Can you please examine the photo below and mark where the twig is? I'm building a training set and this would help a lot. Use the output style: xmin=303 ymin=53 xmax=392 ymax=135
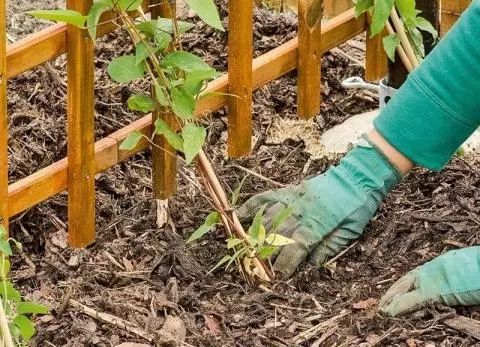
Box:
xmin=390 ymin=7 xmax=419 ymax=68
xmin=385 ymin=21 xmax=413 ymax=72
xmin=0 ymin=298 xmax=14 ymax=347
xmin=232 ymin=164 xmax=286 ymax=188
xmin=291 ymin=310 xmax=349 ymax=344
xmin=324 ymin=241 xmax=358 ymax=267
xmin=69 ymin=299 xmax=154 ymax=342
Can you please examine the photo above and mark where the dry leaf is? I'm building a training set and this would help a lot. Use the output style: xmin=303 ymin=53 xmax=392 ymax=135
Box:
xmin=204 ymin=314 xmax=221 ymax=335
xmin=352 ymin=298 xmax=377 ymax=310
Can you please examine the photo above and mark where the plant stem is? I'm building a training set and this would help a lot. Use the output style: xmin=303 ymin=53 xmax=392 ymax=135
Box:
xmin=385 ymin=21 xmax=413 ymax=72
xmin=390 ymin=7 xmax=419 ymax=68
xmin=0 ymin=297 xmax=13 ymax=347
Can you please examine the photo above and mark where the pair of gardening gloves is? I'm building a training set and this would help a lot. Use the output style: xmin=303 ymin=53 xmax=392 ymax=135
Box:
xmin=236 ymin=1 xmax=480 ymax=317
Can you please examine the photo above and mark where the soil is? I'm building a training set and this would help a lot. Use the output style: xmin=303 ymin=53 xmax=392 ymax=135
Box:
xmin=5 ymin=1 xmax=480 ymax=346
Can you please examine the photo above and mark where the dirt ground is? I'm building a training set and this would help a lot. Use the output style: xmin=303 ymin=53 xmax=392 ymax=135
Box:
xmin=5 ymin=1 xmax=480 ymax=346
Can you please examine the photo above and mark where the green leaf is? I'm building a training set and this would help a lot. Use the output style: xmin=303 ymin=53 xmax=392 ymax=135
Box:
xmin=0 ymin=240 xmax=12 ymax=257
xmin=13 ymin=315 xmax=36 ymax=343
xmin=394 ymin=0 xmax=417 ymax=20
xmin=183 ymin=69 xmax=219 ymax=95
xmin=371 ymin=0 xmax=395 ymax=37
xmin=154 ymin=119 xmax=184 ymax=151
xmin=154 ymin=81 xmax=169 ymax=106
xmin=354 ymin=0 xmax=374 ymax=17
xmin=226 ymin=248 xmax=245 ymax=270
xmin=171 ymin=87 xmax=195 ymax=120
xmin=227 ymin=238 xmax=244 ymax=249
xmin=265 ymin=234 xmax=295 ymax=247
xmin=230 ymin=175 xmax=248 ymax=206
xmin=182 ymin=123 xmax=206 ymax=164
xmin=0 ymin=257 xmax=10 ymax=278
xmin=17 ymin=302 xmax=50 ymax=315
xmin=128 ymin=94 xmax=157 ymax=113
xmin=408 ymin=26 xmax=425 ymax=58
xmin=208 ymin=255 xmax=231 ymax=274
xmin=271 ymin=206 xmax=294 ymax=232
xmin=26 ymin=10 xmax=88 ymax=27
xmin=0 ymin=281 xmax=21 ymax=302
xmin=383 ymin=33 xmax=400 ymax=62
xmin=108 ymin=55 xmax=145 ymax=83
xmin=118 ymin=0 xmax=143 ymax=11
xmin=185 ymin=0 xmax=224 ymax=31
xmin=258 ymin=246 xmax=277 ymax=259
xmin=415 ymin=16 xmax=438 ymax=39
xmin=249 ymin=203 xmax=268 ymax=243
xmin=157 ymin=18 xmax=195 ymax=34
xmin=9 ymin=238 xmax=22 ymax=251
xmin=162 ymin=51 xmax=212 ymax=73
xmin=87 ymin=0 xmax=111 ymax=39
xmin=135 ymin=42 xmax=158 ymax=65
xmin=119 ymin=131 xmax=143 ymax=151
xmin=0 ymin=226 xmax=6 ymax=239
xmin=186 ymin=212 xmax=220 ymax=243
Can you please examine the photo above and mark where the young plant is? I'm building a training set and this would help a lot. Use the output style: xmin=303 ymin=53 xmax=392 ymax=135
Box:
xmin=28 ymin=0 xmax=283 ymax=284
xmin=0 ymin=226 xmax=49 ymax=346
xmin=354 ymin=0 xmax=438 ymax=62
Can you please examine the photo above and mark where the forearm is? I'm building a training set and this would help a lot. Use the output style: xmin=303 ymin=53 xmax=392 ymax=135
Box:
xmin=374 ymin=0 xmax=480 ymax=171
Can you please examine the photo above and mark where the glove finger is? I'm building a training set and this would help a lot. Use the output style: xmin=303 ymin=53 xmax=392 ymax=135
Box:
xmin=235 ymin=190 xmax=279 ymax=222
xmin=379 ymin=289 xmax=428 ymax=317
xmin=273 ymin=227 xmax=318 ymax=278
xmin=310 ymin=226 xmax=364 ymax=268
xmin=378 ymin=270 xmax=418 ymax=308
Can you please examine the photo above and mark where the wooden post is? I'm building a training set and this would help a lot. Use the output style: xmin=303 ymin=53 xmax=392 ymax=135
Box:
xmin=365 ymin=26 xmax=388 ymax=82
xmin=440 ymin=0 xmax=470 ymax=36
xmin=0 ymin=0 xmax=8 ymax=231
xmin=66 ymin=0 xmax=96 ymax=248
xmin=227 ymin=0 xmax=253 ymax=158
xmin=297 ymin=0 xmax=322 ymax=119
xmin=151 ymin=1 xmax=177 ymax=199
xmin=324 ymin=0 xmax=351 ymax=18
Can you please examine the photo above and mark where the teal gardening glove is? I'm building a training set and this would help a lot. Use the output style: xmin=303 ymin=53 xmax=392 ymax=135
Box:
xmin=380 ymin=247 xmax=480 ymax=316
xmin=236 ymin=137 xmax=401 ymax=277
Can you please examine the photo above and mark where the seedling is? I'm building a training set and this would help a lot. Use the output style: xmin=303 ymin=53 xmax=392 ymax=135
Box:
xmin=28 ymin=0 xmax=293 ymax=285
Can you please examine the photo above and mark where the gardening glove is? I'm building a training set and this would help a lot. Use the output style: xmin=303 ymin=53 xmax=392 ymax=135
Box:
xmin=380 ymin=247 xmax=480 ymax=317
xmin=374 ymin=0 xmax=480 ymax=171
xmin=236 ymin=136 xmax=401 ymax=277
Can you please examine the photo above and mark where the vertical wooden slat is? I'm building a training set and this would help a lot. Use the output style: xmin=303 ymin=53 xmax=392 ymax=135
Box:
xmin=227 ymin=0 xmax=253 ymax=158
xmin=151 ymin=0 xmax=177 ymax=199
xmin=297 ymin=0 xmax=322 ymax=119
xmin=66 ymin=0 xmax=96 ymax=248
xmin=365 ymin=27 xmax=388 ymax=82
xmin=324 ymin=0 xmax=352 ymax=18
xmin=440 ymin=0 xmax=470 ymax=36
xmin=0 ymin=0 xmax=8 ymax=231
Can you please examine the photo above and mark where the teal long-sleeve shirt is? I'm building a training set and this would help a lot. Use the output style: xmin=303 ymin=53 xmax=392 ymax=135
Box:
xmin=374 ymin=0 xmax=480 ymax=171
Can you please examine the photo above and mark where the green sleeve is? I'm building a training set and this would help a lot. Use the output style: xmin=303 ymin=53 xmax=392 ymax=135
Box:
xmin=374 ymin=1 xmax=480 ymax=171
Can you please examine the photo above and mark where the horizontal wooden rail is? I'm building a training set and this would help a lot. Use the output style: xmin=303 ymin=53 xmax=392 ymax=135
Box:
xmin=6 ymin=1 xmax=153 ymax=79
xmin=7 ymin=9 xmax=366 ymax=217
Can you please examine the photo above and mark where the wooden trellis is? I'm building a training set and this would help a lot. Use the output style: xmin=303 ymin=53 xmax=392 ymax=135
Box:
xmin=1 ymin=0 xmax=416 ymax=246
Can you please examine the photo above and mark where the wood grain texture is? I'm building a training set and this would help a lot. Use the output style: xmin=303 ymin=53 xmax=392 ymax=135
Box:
xmin=7 ymin=10 xmax=367 ymax=218
xmin=441 ymin=0 xmax=470 ymax=36
xmin=297 ymin=0 xmax=322 ymax=118
xmin=227 ymin=0 xmax=253 ymax=158
xmin=324 ymin=0 xmax=352 ymax=18
xmin=365 ymin=26 xmax=387 ymax=82
xmin=151 ymin=1 xmax=177 ymax=199
xmin=66 ymin=0 xmax=96 ymax=248
xmin=6 ymin=1 xmax=152 ymax=79
xmin=0 ymin=0 xmax=8 ymax=231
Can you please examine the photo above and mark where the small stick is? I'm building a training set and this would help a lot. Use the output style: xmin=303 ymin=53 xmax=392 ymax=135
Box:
xmin=390 ymin=7 xmax=419 ymax=68
xmin=231 ymin=164 xmax=286 ymax=188
xmin=0 ymin=298 xmax=14 ymax=347
xmin=324 ymin=241 xmax=358 ymax=267
xmin=69 ymin=299 xmax=154 ymax=342
xmin=385 ymin=21 xmax=413 ymax=72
